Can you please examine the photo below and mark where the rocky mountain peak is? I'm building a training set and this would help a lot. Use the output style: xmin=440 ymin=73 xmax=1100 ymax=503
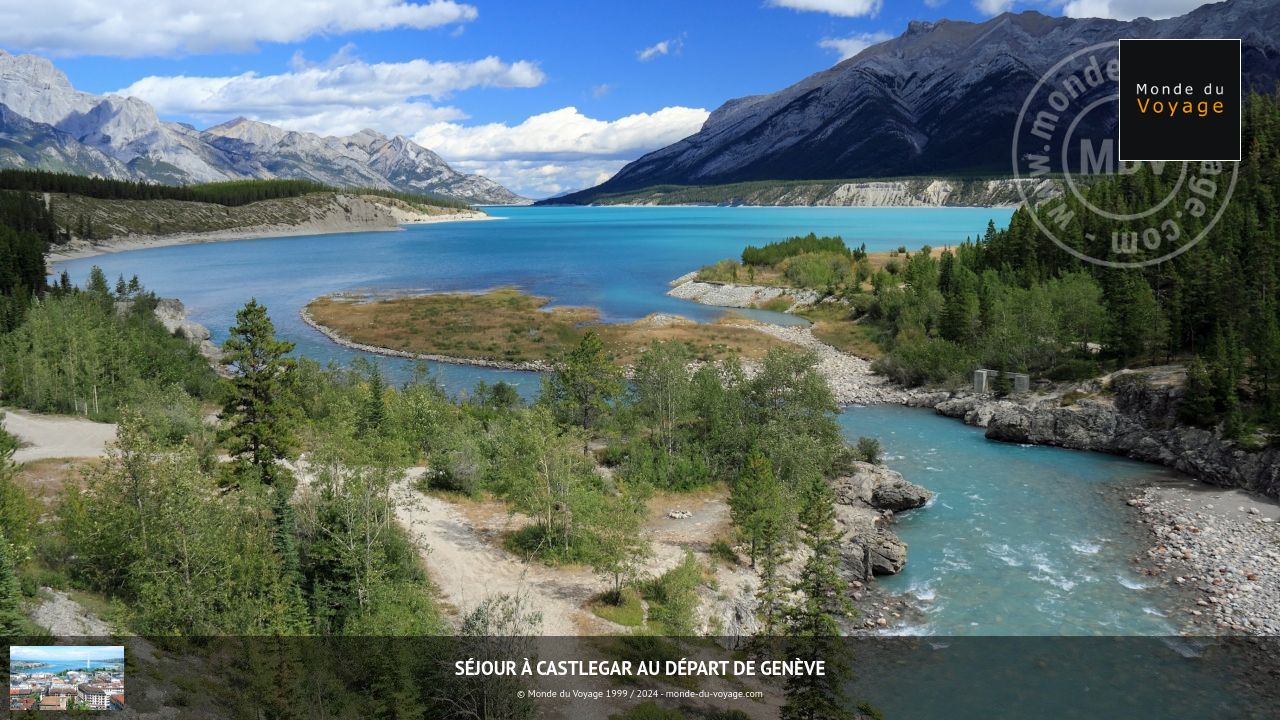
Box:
xmin=550 ymin=0 xmax=1278 ymax=205
xmin=0 ymin=50 xmax=528 ymax=204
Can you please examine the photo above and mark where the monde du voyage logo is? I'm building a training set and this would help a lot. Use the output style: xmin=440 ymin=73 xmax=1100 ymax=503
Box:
xmin=1012 ymin=39 xmax=1242 ymax=268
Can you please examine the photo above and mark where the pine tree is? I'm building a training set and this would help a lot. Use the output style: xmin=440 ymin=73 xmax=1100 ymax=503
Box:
xmin=729 ymin=448 xmax=789 ymax=568
xmin=1178 ymin=358 xmax=1218 ymax=427
xmin=781 ymin=475 xmax=856 ymax=720
xmin=542 ymin=330 xmax=623 ymax=452
xmin=359 ymin=363 xmax=388 ymax=437
xmin=0 ymin=529 xmax=23 ymax=636
xmin=219 ymin=299 xmax=299 ymax=488
xmin=754 ymin=518 xmax=789 ymax=637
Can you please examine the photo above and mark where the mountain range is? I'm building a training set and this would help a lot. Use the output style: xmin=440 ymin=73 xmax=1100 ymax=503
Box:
xmin=0 ymin=50 xmax=526 ymax=205
xmin=550 ymin=0 xmax=1280 ymax=205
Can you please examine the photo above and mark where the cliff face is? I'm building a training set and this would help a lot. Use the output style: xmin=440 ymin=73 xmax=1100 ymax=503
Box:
xmin=566 ymin=177 xmax=1047 ymax=207
xmin=923 ymin=372 xmax=1280 ymax=499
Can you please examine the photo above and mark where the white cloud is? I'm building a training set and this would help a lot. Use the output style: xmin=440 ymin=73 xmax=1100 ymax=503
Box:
xmin=413 ymin=106 xmax=708 ymax=161
xmin=413 ymin=106 xmax=709 ymax=197
xmin=289 ymin=43 xmax=361 ymax=72
xmin=818 ymin=31 xmax=893 ymax=61
xmin=266 ymin=104 xmax=468 ymax=139
xmin=0 ymin=0 xmax=477 ymax=57
xmin=452 ymin=159 xmax=630 ymax=198
xmin=1062 ymin=0 xmax=1204 ymax=19
xmin=113 ymin=55 xmax=545 ymax=120
xmin=591 ymin=83 xmax=613 ymax=98
xmin=637 ymin=34 xmax=685 ymax=61
xmin=973 ymin=0 xmax=1013 ymax=14
xmin=766 ymin=0 xmax=882 ymax=17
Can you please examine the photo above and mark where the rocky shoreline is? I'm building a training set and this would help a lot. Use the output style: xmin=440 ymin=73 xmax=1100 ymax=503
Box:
xmin=732 ymin=322 xmax=925 ymax=406
xmin=667 ymin=276 xmax=820 ymax=312
xmin=831 ymin=461 xmax=934 ymax=632
xmin=300 ymin=307 xmax=554 ymax=373
xmin=47 ymin=197 xmax=491 ymax=262
xmin=914 ymin=368 xmax=1280 ymax=500
xmin=1128 ymin=484 xmax=1279 ymax=636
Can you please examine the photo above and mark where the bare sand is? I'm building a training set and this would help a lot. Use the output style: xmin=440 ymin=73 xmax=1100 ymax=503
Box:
xmin=2 ymin=408 xmax=117 ymax=462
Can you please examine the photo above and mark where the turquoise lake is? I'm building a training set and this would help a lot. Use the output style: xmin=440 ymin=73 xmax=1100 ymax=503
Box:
xmin=55 ymin=205 xmax=1192 ymax=637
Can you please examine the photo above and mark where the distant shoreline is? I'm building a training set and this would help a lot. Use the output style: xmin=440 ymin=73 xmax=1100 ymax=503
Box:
xmin=47 ymin=212 xmax=496 ymax=263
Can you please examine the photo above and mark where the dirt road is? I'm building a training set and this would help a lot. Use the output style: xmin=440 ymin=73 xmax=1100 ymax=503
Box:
xmin=2 ymin=408 xmax=117 ymax=462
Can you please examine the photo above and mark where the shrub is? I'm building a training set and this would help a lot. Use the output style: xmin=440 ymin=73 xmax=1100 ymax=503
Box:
xmin=854 ymin=436 xmax=882 ymax=465
xmin=1045 ymin=359 xmax=1102 ymax=381
xmin=696 ymin=259 xmax=741 ymax=283
xmin=872 ymin=335 xmax=971 ymax=386
xmin=782 ymin=252 xmax=852 ymax=289
xmin=642 ymin=552 xmax=704 ymax=635
xmin=620 ymin=444 xmax=714 ymax=491
xmin=742 ymin=233 xmax=848 ymax=266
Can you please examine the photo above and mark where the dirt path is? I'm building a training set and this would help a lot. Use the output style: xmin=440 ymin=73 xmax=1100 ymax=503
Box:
xmin=31 ymin=588 xmax=112 ymax=636
xmin=395 ymin=471 xmax=764 ymax=640
xmin=2 ymin=408 xmax=117 ymax=462
xmin=393 ymin=477 xmax=619 ymax=635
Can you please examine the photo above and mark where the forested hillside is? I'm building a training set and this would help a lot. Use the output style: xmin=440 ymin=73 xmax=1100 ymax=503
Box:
xmin=862 ymin=92 xmax=1280 ymax=442
xmin=0 ymin=170 xmax=471 ymax=210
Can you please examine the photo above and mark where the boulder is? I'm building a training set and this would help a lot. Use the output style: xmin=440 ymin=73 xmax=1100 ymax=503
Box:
xmin=871 ymin=475 xmax=933 ymax=512
xmin=841 ymin=531 xmax=909 ymax=579
xmin=867 ymin=532 xmax=909 ymax=575
xmin=153 ymin=298 xmax=211 ymax=342
xmin=833 ymin=461 xmax=932 ymax=511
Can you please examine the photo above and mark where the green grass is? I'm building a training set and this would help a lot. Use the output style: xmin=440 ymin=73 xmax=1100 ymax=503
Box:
xmin=799 ymin=304 xmax=886 ymax=359
xmin=589 ymin=588 xmax=645 ymax=627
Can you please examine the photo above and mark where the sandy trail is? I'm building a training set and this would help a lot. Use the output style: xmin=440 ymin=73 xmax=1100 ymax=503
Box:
xmin=2 ymin=408 xmax=117 ymax=462
xmin=393 ymin=476 xmax=618 ymax=635
xmin=394 ymin=471 xmax=763 ymax=640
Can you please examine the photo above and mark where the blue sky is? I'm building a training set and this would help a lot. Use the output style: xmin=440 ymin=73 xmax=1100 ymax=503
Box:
xmin=0 ymin=0 xmax=1206 ymax=196
xmin=10 ymin=646 xmax=125 ymax=663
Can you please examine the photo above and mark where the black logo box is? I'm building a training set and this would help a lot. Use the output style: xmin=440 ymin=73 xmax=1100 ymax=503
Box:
xmin=1119 ymin=38 xmax=1241 ymax=162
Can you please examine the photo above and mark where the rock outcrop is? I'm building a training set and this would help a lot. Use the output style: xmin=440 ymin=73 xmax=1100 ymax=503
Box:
xmin=832 ymin=461 xmax=933 ymax=579
xmin=932 ymin=370 xmax=1280 ymax=499
xmin=667 ymin=279 xmax=820 ymax=312
xmin=153 ymin=299 xmax=222 ymax=366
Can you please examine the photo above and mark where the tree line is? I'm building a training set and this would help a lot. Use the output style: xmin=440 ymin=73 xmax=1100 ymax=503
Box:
xmin=0 ymin=169 xmax=471 ymax=210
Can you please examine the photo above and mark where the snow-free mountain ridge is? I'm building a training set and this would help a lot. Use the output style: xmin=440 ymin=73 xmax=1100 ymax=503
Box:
xmin=0 ymin=50 xmax=526 ymax=205
xmin=551 ymin=0 xmax=1280 ymax=205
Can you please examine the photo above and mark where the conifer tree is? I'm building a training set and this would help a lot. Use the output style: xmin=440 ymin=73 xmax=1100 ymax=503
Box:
xmin=1178 ymin=358 xmax=1217 ymax=427
xmin=219 ymin=299 xmax=299 ymax=488
xmin=359 ymin=363 xmax=388 ymax=438
xmin=781 ymin=474 xmax=856 ymax=720
xmin=729 ymin=448 xmax=789 ymax=568
xmin=542 ymin=330 xmax=623 ymax=452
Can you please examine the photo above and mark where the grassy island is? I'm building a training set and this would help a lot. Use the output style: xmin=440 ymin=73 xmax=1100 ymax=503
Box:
xmin=304 ymin=287 xmax=790 ymax=366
